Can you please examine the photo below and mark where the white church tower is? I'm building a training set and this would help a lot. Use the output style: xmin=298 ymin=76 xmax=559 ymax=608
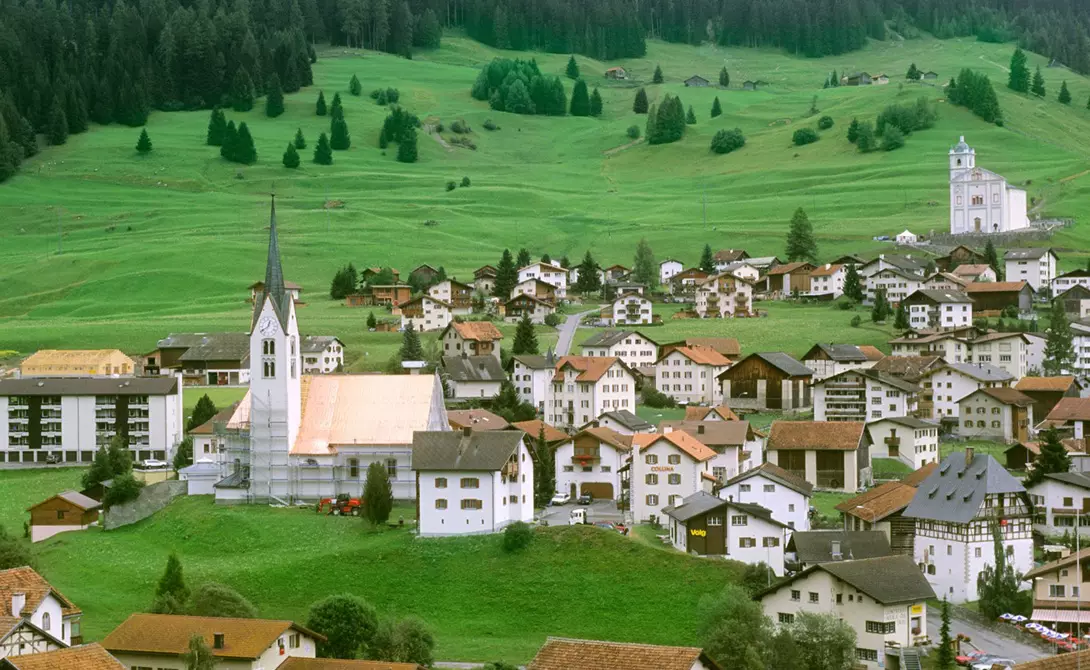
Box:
xmin=248 ymin=196 xmax=302 ymax=502
xmin=949 ymin=135 xmax=1029 ymax=235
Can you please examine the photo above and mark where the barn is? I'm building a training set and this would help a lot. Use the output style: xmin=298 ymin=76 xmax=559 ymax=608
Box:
xmin=717 ymin=352 xmax=813 ymax=411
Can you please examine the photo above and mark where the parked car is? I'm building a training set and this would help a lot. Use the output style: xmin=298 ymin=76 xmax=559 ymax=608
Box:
xmin=141 ymin=459 xmax=168 ymax=469
xmin=971 ymin=658 xmax=1014 ymax=670
xmin=569 ymin=508 xmax=588 ymax=525
xmin=550 ymin=492 xmax=572 ymax=506
xmin=957 ymin=651 xmax=989 ymax=666
xmin=577 ymin=492 xmax=593 ymax=505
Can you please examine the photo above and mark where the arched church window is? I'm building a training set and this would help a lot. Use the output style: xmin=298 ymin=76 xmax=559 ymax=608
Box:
xmin=263 ymin=339 xmax=275 ymax=356
xmin=957 ymin=159 xmax=962 ymax=166
xmin=264 ymin=360 xmax=276 ymax=378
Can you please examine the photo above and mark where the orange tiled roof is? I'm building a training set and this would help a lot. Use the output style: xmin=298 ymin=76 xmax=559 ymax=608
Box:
xmin=809 ymin=264 xmax=843 ymax=277
xmin=1016 ymin=376 xmax=1077 ymax=392
xmin=447 ymin=409 xmax=509 ymax=431
xmin=3 ymin=643 xmax=124 ymax=670
xmin=632 ymin=430 xmax=716 ymax=462
xmin=450 ymin=321 xmax=503 ymax=342
xmin=767 ymin=421 xmax=865 ymax=451
xmin=684 ymin=405 xmax=740 ymax=421
xmin=900 ymin=462 xmax=939 ymax=487
xmin=835 ymin=481 xmax=917 ymax=522
xmin=553 ymin=356 xmax=623 ymax=383
xmin=766 ymin=262 xmax=811 ymax=276
xmin=857 ymin=345 xmax=885 ymax=361
xmin=1046 ymin=398 xmax=1090 ymax=423
xmin=279 ymin=659 xmax=425 ymax=670
xmin=102 ymin=614 xmax=323 ymax=660
xmin=578 ymin=426 xmax=633 ymax=452
xmin=511 ymin=420 xmax=569 ymax=443
xmin=527 ymin=637 xmax=718 ymax=670
xmin=0 ymin=567 xmax=80 ymax=618
xmin=666 ymin=345 xmax=730 ymax=367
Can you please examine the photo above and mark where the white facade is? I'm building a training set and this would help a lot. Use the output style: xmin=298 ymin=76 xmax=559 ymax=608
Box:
xmin=518 ymin=262 xmax=567 ymax=298
xmin=611 ymin=294 xmax=653 ymax=326
xmin=660 ymin=260 xmax=684 ymax=284
xmin=813 ymin=372 xmax=916 ymax=423
xmin=694 ymin=274 xmax=754 ymax=318
xmin=920 ymin=364 xmax=1012 ymax=421
xmin=808 ymin=265 xmax=846 ymax=299
xmin=554 ymin=432 xmax=627 ymax=500
xmin=907 ymin=298 xmax=973 ymax=331
xmin=580 ymin=332 xmax=659 ymax=370
xmin=949 ymin=136 xmax=1030 ymax=234
xmin=655 ymin=349 xmax=727 ymax=406
xmin=1005 ymin=250 xmax=1057 ymax=293
xmin=1027 ymin=476 xmax=1090 ymax=538
xmin=665 ymin=504 xmax=786 ymax=574
xmin=109 ymin=628 xmax=318 ymax=670
xmin=631 ymin=435 xmax=713 ymax=523
xmin=968 ymin=334 xmax=1028 ymax=380
xmin=866 ymin=418 xmax=939 ymax=470
xmin=511 ymin=357 xmax=554 ymax=413
xmin=1053 ymin=272 xmax=1090 ymax=296
xmin=865 ymin=269 xmax=922 ymax=306
xmin=545 ymin=358 xmax=636 ymax=429
xmin=400 ymin=296 xmax=453 ymax=332
xmin=301 ymin=338 xmax=343 ymax=374
xmin=719 ymin=471 xmax=811 ymax=531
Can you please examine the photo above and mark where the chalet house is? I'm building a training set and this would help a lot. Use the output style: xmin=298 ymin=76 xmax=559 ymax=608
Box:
xmin=25 ymin=491 xmax=100 ymax=543
xmin=0 ymin=644 xmax=125 ymax=669
xmin=1055 ymin=284 xmax=1090 ymax=318
xmin=1053 ymin=269 xmax=1090 ymax=296
xmin=761 ymin=262 xmax=814 ymax=298
xmin=606 ymin=281 xmax=647 ymax=297
xmin=922 ymin=271 xmax=970 ymax=292
xmin=951 ymin=264 xmax=996 ymax=283
xmin=408 ymin=264 xmax=440 ymax=287
xmin=967 ymin=331 xmax=1029 ymax=380
xmin=668 ymin=268 xmax=710 ymax=296
xmin=441 ymin=321 xmax=503 ymax=361
xmin=596 ymin=409 xmax=654 ymax=435
xmin=742 ymin=80 xmax=757 ymax=90
xmin=888 ymin=330 xmax=969 ymax=363
xmin=964 ymin=281 xmax=1034 ymax=314
xmin=555 ymin=426 xmax=630 ymax=500
xmin=923 ymin=71 xmax=938 ymax=79
xmin=801 ymin=343 xmax=883 ymax=380
xmin=399 ymin=295 xmax=453 ymax=332
xmin=659 ymin=259 xmax=683 ymax=284
xmin=579 ymin=330 xmax=659 ymax=370
xmin=1004 ymin=437 xmax=1084 ymax=471
xmin=866 ymin=417 xmax=939 ymax=470
xmin=843 ymin=71 xmax=872 ymax=85
xmin=1022 ymin=548 xmax=1090 ymax=634
xmin=713 ymin=248 xmax=749 ymax=269
xmin=660 ymin=420 xmax=763 ymax=482
xmin=748 ymin=256 xmax=781 ymax=272
xmin=545 ymin=356 xmax=635 ymax=429
xmin=412 ymin=428 xmax=533 ymax=536
xmin=1015 ymin=377 xmax=1081 ymax=423
xmin=902 ymin=290 xmax=973 ymax=331
xmin=870 ymin=355 xmax=945 ymax=384
xmin=608 ymin=293 xmax=653 ymax=326
xmin=526 ymin=637 xmax=721 ymax=670
xmin=604 ymin=66 xmax=627 ymax=80
xmin=1044 ymin=398 xmax=1090 ymax=439
xmin=813 ymin=369 xmax=919 ymax=423
xmin=864 ymin=268 xmax=923 ymax=306
xmin=473 ymin=265 xmax=496 ymax=295
xmin=148 ymin=332 xmax=250 ymax=385
xmin=631 ymin=430 xmax=717 ymax=522
xmin=663 ymin=338 xmax=741 ymax=359
xmin=511 ymin=278 xmax=557 ymax=304
xmin=504 ymin=294 xmax=555 ymax=325
xmin=934 ymin=245 xmax=987 ymax=273
xmin=655 ymin=346 xmax=730 ymax=406
xmin=694 ymin=273 xmax=755 ymax=317
xmin=918 ymin=361 xmax=1013 ymax=421
xmin=0 ymin=566 xmax=82 ymax=648
xmin=873 ymin=73 xmax=890 ymax=84
xmin=902 ymin=449 xmax=1033 ymax=603
xmin=807 ymin=264 xmax=846 ymax=299
xmin=511 ymin=352 xmax=558 ymax=412
xmin=348 ymin=284 xmax=411 ymax=307
xmin=718 ymin=352 xmax=813 ymax=411
xmin=859 ymin=254 xmax=927 ymax=279
xmin=1004 ymin=247 xmax=1058 ymax=292
xmin=300 ymin=336 xmax=343 ymax=374
xmin=103 ymin=613 xmax=322 ymax=669
xmin=518 ymin=262 xmax=568 ymax=298
xmin=360 ymin=266 xmax=400 ymax=283
xmin=720 ymin=461 xmax=813 ymax=531
xmin=663 ymin=492 xmax=787 ymax=573
xmin=1027 ymin=472 xmax=1090 ymax=539
xmin=427 ymin=279 xmax=474 ymax=313
xmin=755 ymin=555 xmax=934 ymax=670
xmin=783 ymin=530 xmax=892 ymax=571
xmin=440 ymin=354 xmax=505 ymax=400
xmin=956 ymin=387 xmax=1033 ymax=442
xmin=446 ymin=409 xmax=509 ymax=432
xmin=249 ymin=280 xmax=302 ymax=303
xmin=836 ymin=464 xmax=938 ymax=555
xmin=719 ymin=260 xmax=761 ymax=283
xmin=683 ymin=75 xmax=710 ymax=87
xmin=766 ymin=421 xmax=872 ymax=493
xmin=18 ymin=349 xmax=135 ymax=378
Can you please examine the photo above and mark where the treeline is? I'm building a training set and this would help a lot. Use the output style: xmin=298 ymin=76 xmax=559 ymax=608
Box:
xmin=461 ymin=0 xmax=646 ymax=59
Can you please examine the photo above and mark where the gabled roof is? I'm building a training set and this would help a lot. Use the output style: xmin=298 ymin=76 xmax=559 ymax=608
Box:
xmin=766 ymin=261 xmax=812 ymax=276
xmin=767 ymin=421 xmax=866 ymax=451
xmin=757 ymin=556 xmax=933 ymax=605
xmin=684 ymin=405 xmax=740 ymax=422
xmin=28 ymin=490 xmax=101 ymax=512
xmin=580 ymin=330 xmax=657 ymax=349
xmin=0 ymin=567 xmax=80 ymax=618
xmin=1 ymin=643 xmax=125 ymax=670
xmin=441 ymin=354 xmax=505 ymax=382
xmin=177 ymin=332 xmax=251 ymax=362
xmin=1056 ymin=285 xmax=1090 ymax=301
xmin=553 ymin=356 xmax=626 ymax=383
xmin=505 ymin=293 xmax=553 ymax=308
xmin=659 ymin=421 xmax=753 ymax=448
xmin=871 ymin=355 xmax=944 ymax=383
xmin=101 ymin=614 xmax=323 ymax=660
xmin=411 ymin=430 xmax=524 ymax=471
xmin=300 ymin=335 xmax=343 ymax=354
xmin=1046 ymin=398 xmax=1090 ymax=423
xmin=279 ymin=658 xmax=425 ymax=670
xmin=511 ymin=351 xmax=559 ymax=370
xmin=599 ymin=409 xmax=654 ymax=432
xmin=809 ymin=263 xmax=843 ymax=277
xmin=511 ymin=420 xmax=569 ymax=444
xmin=527 ymin=637 xmax=720 ymax=670
xmin=1056 ymin=269 xmax=1090 ymax=280
xmin=632 ymin=430 xmax=717 ymax=462
xmin=401 ymin=294 xmax=452 ymax=309
xmin=802 ymin=343 xmax=869 ymax=363
xmin=446 ymin=409 xmax=509 ymax=431
xmin=718 ymin=352 xmax=812 ymax=379
xmin=1042 ymin=471 xmax=1090 ymax=491
xmin=713 ymin=249 xmax=749 ymax=263
xmin=903 ymin=289 xmax=973 ymax=304
xmin=662 ymin=345 xmax=730 ymax=367
xmin=902 ymin=451 xmax=1025 ymax=524
xmin=901 ymin=461 xmax=939 ymax=487
xmin=858 ymin=345 xmax=885 ymax=361
xmin=932 ymin=362 xmax=1013 ymax=383
xmin=872 ymin=267 xmax=923 ymax=282
xmin=820 ymin=369 xmax=918 ymax=394
xmin=664 ymin=491 xmax=786 ymax=527
xmin=964 ymin=281 xmax=1033 ymax=294
xmin=575 ymin=426 xmax=633 ymax=452
xmin=189 ymin=404 xmax=241 ymax=436
xmin=868 ymin=415 xmax=938 ymax=431
xmin=723 ymin=462 xmax=813 ymax=496
xmin=662 ymin=338 xmax=741 ymax=357
xmin=965 ymin=387 xmax=1034 ymax=407
xmin=1024 ymin=547 xmax=1090 ymax=581
xmin=1004 ymin=247 xmax=1056 ymax=261
xmin=835 ymin=481 xmax=918 ymax=522
xmin=951 ymin=264 xmax=992 ymax=277
xmin=784 ymin=530 xmax=892 ymax=563
xmin=862 ymin=254 xmax=928 ymax=273
xmin=446 ymin=321 xmax=503 ymax=343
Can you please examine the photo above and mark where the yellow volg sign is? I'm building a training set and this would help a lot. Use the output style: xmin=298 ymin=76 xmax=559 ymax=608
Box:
xmin=690 ymin=529 xmax=707 ymax=537
xmin=910 ymin=605 xmax=923 ymax=615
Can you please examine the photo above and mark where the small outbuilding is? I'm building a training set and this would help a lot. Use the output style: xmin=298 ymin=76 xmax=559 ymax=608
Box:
xmin=895 ymin=230 xmax=918 ymax=245
xmin=683 ymin=75 xmax=710 ymax=87
xmin=27 ymin=491 xmax=101 ymax=543
xmin=178 ymin=460 xmax=222 ymax=495
xmin=604 ymin=66 xmax=627 ymax=80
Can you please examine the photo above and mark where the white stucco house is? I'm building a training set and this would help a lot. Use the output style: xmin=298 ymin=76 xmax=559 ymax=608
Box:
xmin=655 ymin=346 xmax=730 ymax=406
xmin=0 ymin=567 xmax=82 ymax=649
xmin=1027 ymin=471 xmax=1090 ymax=539
xmin=1004 ymin=248 xmax=1058 ymax=293
xmin=663 ymin=491 xmax=788 ymax=574
xmin=918 ymin=361 xmax=1014 ymax=422
xmin=300 ymin=336 xmax=344 ymax=374
xmin=609 ymin=293 xmax=653 ymax=326
xmin=511 ymin=352 xmax=557 ymax=413
xmin=903 ymin=289 xmax=973 ymax=331
xmin=579 ymin=330 xmax=659 ymax=370
xmin=630 ymin=431 xmax=717 ymax=523
xmin=949 ymin=136 xmax=1029 ymax=234
xmin=864 ymin=268 xmax=923 ymax=306
xmin=399 ymin=295 xmax=453 ymax=332
xmin=518 ymin=261 xmax=568 ymax=298
xmin=554 ymin=426 xmax=630 ymax=500
xmin=812 ymin=369 xmax=919 ymax=423
xmin=807 ymin=264 xmax=846 ymax=299
xmin=719 ymin=462 xmax=814 ymax=531
xmin=545 ymin=356 xmax=636 ymax=430
xmin=659 ymin=259 xmax=684 ymax=285
xmin=866 ymin=416 xmax=940 ymax=470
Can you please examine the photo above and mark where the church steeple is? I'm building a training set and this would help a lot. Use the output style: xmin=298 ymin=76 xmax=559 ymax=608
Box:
xmin=253 ymin=195 xmax=291 ymax=330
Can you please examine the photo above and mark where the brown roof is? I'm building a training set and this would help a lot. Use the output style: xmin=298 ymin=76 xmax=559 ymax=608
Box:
xmin=553 ymin=356 xmax=624 ymax=383
xmin=664 ymin=345 xmax=730 ymax=367
xmin=632 ymin=430 xmax=717 ymax=462
xmin=684 ymin=405 xmax=740 ymax=421
xmin=527 ymin=637 xmax=719 ymax=670
xmin=576 ymin=426 xmax=633 ymax=452
xmin=280 ymin=659 xmax=424 ymax=670
xmin=724 ymin=461 xmax=814 ymax=496
xmin=446 ymin=409 xmax=509 ymax=431
xmin=952 ymin=264 xmax=992 ymax=276
xmin=766 ymin=262 xmax=811 ymax=276
xmin=809 ymin=263 xmax=843 ymax=277
xmin=2 ymin=643 xmax=124 ymax=670
xmin=767 ymin=421 xmax=866 ymax=451
xmin=659 ymin=421 xmax=752 ymax=448
xmin=870 ymin=356 xmax=944 ymax=383
xmin=1046 ymin=398 xmax=1090 ymax=423
xmin=511 ymin=420 xmax=569 ymax=444
xmin=835 ymin=481 xmax=917 ymax=522
xmin=1015 ymin=439 xmax=1085 ymax=456
xmin=1024 ymin=547 xmax=1090 ymax=581
xmin=1016 ymin=376 xmax=1077 ymax=392
xmin=0 ymin=567 xmax=80 ymax=618
xmin=900 ymin=462 xmax=939 ymax=487
xmin=188 ymin=404 xmax=239 ymax=436
xmin=964 ymin=281 xmax=1031 ymax=293
xmin=974 ymin=387 xmax=1034 ymax=407
xmin=665 ymin=338 xmax=741 ymax=357
xmin=1011 ymin=649 xmax=1090 ymax=668
xmin=858 ymin=345 xmax=885 ymax=361
xmin=101 ymin=614 xmax=323 ymax=660
xmin=713 ymin=249 xmax=748 ymax=263
xmin=449 ymin=321 xmax=503 ymax=342
xmin=28 ymin=490 xmax=101 ymax=512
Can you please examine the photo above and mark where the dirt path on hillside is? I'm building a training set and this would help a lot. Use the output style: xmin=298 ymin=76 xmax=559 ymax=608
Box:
xmin=603 ymin=137 xmax=644 ymax=156
xmin=1059 ymin=168 xmax=1090 ymax=184
xmin=980 ymin=54 xmax=1010 ymax=73
xmin=422 ymin=124 xmax=453 ymax=152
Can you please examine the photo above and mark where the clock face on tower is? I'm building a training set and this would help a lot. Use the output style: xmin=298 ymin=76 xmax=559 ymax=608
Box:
xmin=259 ymin=316 xmax=277 ymax=336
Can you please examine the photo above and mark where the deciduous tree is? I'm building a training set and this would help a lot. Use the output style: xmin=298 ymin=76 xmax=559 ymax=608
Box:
xmin=182 ymin=634 xmax=216 ymax=670
xmin=306 ymin=594 xmax=379 ymax=658
xmin=187 ymin=582 xmax=258 ymax=618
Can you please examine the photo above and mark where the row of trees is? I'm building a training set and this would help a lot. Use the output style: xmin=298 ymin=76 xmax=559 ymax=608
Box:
xmin=948 ymin=68 xmax=1003 ymax=125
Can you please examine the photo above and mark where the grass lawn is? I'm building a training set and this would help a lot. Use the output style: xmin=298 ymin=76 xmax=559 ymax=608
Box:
xmin=939 ymin=439 xmax=1010 ymax=461
xmin=182 ymin=386 xmax=249 ymax=421
xmin=635 ymin=405 xmax=688 ymax=424
xmin=872 ymin=458 xmax=913 ymax=479
xmin=811 ymin=491 xmax=853 ymax=523
xmin=0 ymin=468 xmax=86 ymax=534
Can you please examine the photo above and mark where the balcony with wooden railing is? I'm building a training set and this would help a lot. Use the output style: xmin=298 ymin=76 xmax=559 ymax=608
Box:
xmin=572 ymin=447 xmax=601 ymax=465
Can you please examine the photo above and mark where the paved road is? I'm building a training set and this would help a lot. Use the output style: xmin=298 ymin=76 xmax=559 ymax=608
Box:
xmin=554 ymin=307 xmax=600 ymax=355
xmin=927 ymin=608 xmax=1047 ymax=664
xmin=538 ymin=500 xmax=623 ymax=525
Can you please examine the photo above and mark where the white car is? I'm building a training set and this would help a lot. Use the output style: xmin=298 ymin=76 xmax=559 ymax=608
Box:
xmin=140 ymin=459 xmax=169 ymax=469
xmin=550 ymin=492 xmax=571 ymax=506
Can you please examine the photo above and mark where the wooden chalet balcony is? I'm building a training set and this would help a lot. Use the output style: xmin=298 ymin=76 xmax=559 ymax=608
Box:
xmin=572 ymin=449 xmax=601 ymax=464
xmin=885 ymin=436 xmax=901 ymax=448
xmin=502 ymin=461 xmax=519 ymax=478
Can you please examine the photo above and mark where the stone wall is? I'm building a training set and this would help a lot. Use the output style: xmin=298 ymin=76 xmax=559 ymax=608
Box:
xmin=104 ymin=480 xmax=186 ymax=530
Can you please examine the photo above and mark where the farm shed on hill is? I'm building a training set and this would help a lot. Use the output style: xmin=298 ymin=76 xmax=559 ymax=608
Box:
xmin=683 ymin=75 xmax=709 ymax=87
xmin=27 ymin=491 xmax=101 ymax=543
xmin=604 ymin=66 xmax=627 ymax=80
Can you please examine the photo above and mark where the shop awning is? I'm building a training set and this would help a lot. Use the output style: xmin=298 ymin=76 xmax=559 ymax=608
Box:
xmin=1031 ymin=609 xmax=1090 ymax=624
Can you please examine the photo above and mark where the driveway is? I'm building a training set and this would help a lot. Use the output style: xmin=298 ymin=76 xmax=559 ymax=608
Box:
xmin=554 ymin=307 xmax=600 ymax=355
xmin=538 ymin=499 xmax=624 ymax=525
xmin=926 ymin=607 xmax=1047 ymax=664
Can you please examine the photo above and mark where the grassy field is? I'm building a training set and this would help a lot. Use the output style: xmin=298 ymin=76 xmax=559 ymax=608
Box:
xmin=3 ymin=33 xmax=1090 ymax=362
xmin=0 ymin=468 xmax=85 ymax=535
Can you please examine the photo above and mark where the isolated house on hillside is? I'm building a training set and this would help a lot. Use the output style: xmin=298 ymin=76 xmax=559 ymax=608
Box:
xmin=683 ymin=75 xmax=710 ymax=87
xmin=604 ymin=67 xmax=627 ymax=80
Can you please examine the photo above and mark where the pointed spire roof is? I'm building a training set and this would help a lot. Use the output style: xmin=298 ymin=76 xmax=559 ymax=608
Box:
xmin=252 ymin=196 xmax=292 ymax=331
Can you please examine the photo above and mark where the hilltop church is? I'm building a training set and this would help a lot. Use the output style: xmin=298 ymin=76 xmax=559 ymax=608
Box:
xmin=213 ymin=199 xmax=449 ymax=504
xmin=949 ymin=135 xmax=1030 ymax=235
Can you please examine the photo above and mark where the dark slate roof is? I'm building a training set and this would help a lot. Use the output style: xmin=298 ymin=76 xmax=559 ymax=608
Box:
xmin=902 ymin=451 xmax=1025 ymax=524
xmin=300 ymin=336 xmax=342 ymax=354
xmin=599 ymin=410 xmax=653 ymax=432
xmin=785 ymin=530 xmax=892 ymax=563
xmin=511 ymin=351 xmax=558 ymax=370
xmin=803 ymin=343 xmax=869 ymax=363
xmin=411 ymin=430 xmax=524 ymax=471
xmin=1042 ymin=472 xmax=1090 ymax=491
xmin=441 ymin=355 xmax=506 ymax=382
xmin=720 ymin=352 xmax=812 ymax=379
xmin=164 ymin=333 xmax=249 ymax=362
xmin=758 ymin=556 xmax=934 ymax=605
xmin=819 ymin=369 xmax=919 ymax=394
xmin=904 ymin=289 xmax=973 ymax=304
xmin=870 ymin=416 xmax=938 ymax=430
xmin=0 ymin=377 xmax=179 ymax=397
xmin=723 ymin=462 xmax=814 ymax=497
xmin=214 ymin=469 xmax=249 ymax=489
xmin=663 ymin=492 xmax=785 ymax=527
xmin=864 ymin=255 xmax=928 ymax=273
xmin=1004 ymin=248 xmax=1054 ymax=260
xmin=580 ymin=330 xmax=657 ymax=348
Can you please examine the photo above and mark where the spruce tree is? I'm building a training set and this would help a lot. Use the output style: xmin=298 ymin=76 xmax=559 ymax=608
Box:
xmin=937 ymin=598 xmax=954 ymax=670
xmin=570 ymin=80 xmax=590 ymax=116
xmin=1059 ymin=81 xmax=1072 ymax=104
xmin=847 ymin=117 xmax=860 ymax=143
xmin=265 ymin=73 xmax=284 ymax=117
xmin=154 ymin=552 xmax=189 ymax=611
xmin=362 ymin=461 xmax=393 ymax=524
xmin=1008 ymin=48 xmax=1030 ymax=93
xmin=234 ymin=122 xmax=256 ymax=164
xmin=206 ymin=108 xmax=226 ymax=146
xmin=231 ymin=70 xmax=255 ymax=112
xmin=633 ymin=88 xmax=648 ymax=114
xmin=1044 ymin=300 xmax=1075 ymax=375
xmin=719 ymin=67 xmax=729 ymax=87
xmin=686 ymin=105 xmax=696 ymax=124
xmin=533 ymin=426 xmax=554 ymax=506
xmin=699 ymin=244 xmax=716 ymax=274
xmin=906 ymin=63 xmax=920 ymax=81
xmin=711 ymin=97 xmax=722 ymax=118
xmin=1032 ymin=66 xmax=1046 ymax=97
xmin=293 ymin=128 xmax=306 ymax=149
xmin=493 ymin=249 xmax=518 ymax=298
xmin=785 ymin=207 xmax=817 ymax=262
xmin=1026 ymin=427 xmax=1072 ymax=486
xmin=871 ymin=289 xmax=889 ymax=323
xmin=399 ymin=322 xmax=425 ymax=361
xmin=516 ymin=248 xmax=532 ymax=268
xmin=350 ymin=74 xmax=362 ymax=96
xmin=330 ymin=117 xmax=351 ymax=150
xmin=367 ymin=312 xmax=377 ymax=329
xmin=589 ymin=88 xmax=603 ymax=117
xmin=283 ymin=143 xmax=300 ymax=168
xmin=843 ymin=264 xmax=864 ymax=302
xmin=512 ymin=314 xmax=539 ymax=355
xmin=316 ymin=90 xmax=327 ymax=116
xmin=574 ymin=251 xmax=602 ymax=295
xmin=396 ymin=127 xmax=417 ymax=163
xmin=894 ymin=301 xmax=909 ymax=330
xmin=221 ymin=120 xmax=238 ymax=161
xmin=47 ymin=96 xmax=68 ymax=146
xmin=984 ymin=240 xmax=1002 ymax=279
xmin=565 ymin=55 xmax=580 ymax=80
xmin=330 ymin=92 xmax=344 ymax=119
xmin=313 ymin=132 xmax=333 ymax=165
xmin=65 ymin=82 xmax=88 ymax=134
xmin=632 ymin=238 xmax=657 ymax=287
xmin=653 ymin=65 xmax=664 ymax=84
xmin=135 ymin=128 xmax=152 ymax=154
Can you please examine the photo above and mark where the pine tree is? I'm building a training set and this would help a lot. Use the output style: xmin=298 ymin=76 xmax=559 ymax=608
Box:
xmin=396 ymin=127 xmax=417 ymax=163
xmin=633 ymin=88 xmax=648 ymax=114
xmin=47 ymin=96 xmax=68 ymax=146
xmin=871 ymin=289 xmax=890 ymax=323
xmin=367 ymin=312 xmax=377 ymax=329
xmin=653 ymin=65 xmax=664 ymax=84
xmin=135 ymin=128 xmax=152 ymax=154
xmin=330 ymin=92 xmax=344 ymax=119
xmin=574 ymin=251 xmax=602 ymax=295
xmin=234 ymin=122 xmax=256 ymax=164
xmin=316 ymin=90 xmax=327 ymax=116
xmin=313 ymin=132 xmax=333 ymax=165
xmin=719 ymin=67 xmax=729 ymax=87
xmin=589 ymin=88 xmax=603 ymax=117
xmin=1059 ymin=81 xmax=1072 ymax=104
xmin=155 ymin=552 xmax=189 ymax=605
xmin=1026 ymin=427 xmax=1072 ymax=486
xmin=512 ymin=314 xmax=539 ymax=355
xmin=1044 ymin=300 xmax=1076 ymax=375
xmin=350 ymin=74 xmax=362 ymax=96
xmin=294 ymin=128 xmax=306 ymax=149
xmin=894 ymin=301 xmax=909 ymax=329
xmin=784 ymin=207 xmax=817 ymax=262
xmin=206 ymin=108 xmax=226 ymax=146
xmin=493 ymin=249 xmax=518 ymax=298
xmin=265 ymin=73 xmax=284 ymax=117
xmin=843 ymin=264 xmax=864 ymax=302
xmin=699 ymin=244 xmax=716 ymax=274
xmin=633 ymin=238 xmax=657 ymax=287
xmin=570 ymin=80 xmax=590 ymax=116
xmin=565 ymin=55 xmax=580 ymax=80
xmin=362 ymin=461 xmax=393 ymax=524
xmin=231 ymin=70 xmax=255 ymax=112
xmin=847 ymin=117 xmax=860 ymax=143
xmin=65 ymin=82 xmax=88 ymax=134
xmin=984 ymin=240 xmax=1002 ymax=279
xmin=330 ymin=117 xmax=351 ymax=150
xmin=283 ymin=143 xmax=300 ymax=168
xmin=399 ymin=323 xmax=425 ymax=361
xmin=1008 ymin=48 xmax=1030 ymax=93
xmin=220 ymin=120 xmax=238 ymax=161
xmin=830 ymin=69 xmax=839 ymax=87
xmin=710 ymin=97 xmax=722 ymax=118
xmin=533 ymin=426 xmax=554 ymax=506
xmin=516 ymin=249 xmax=532 ymax=268
xmin=937 ymin=598 xmax=954 ymax=670
xmin=1032 ymin=66 xmax=1046 ymax=97
xmin=906 ymin=63 xmax=920 ymax=81
xmin=686 ymin=105 xmax=696 ymax=124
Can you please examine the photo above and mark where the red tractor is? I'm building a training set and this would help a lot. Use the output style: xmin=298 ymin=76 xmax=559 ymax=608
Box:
xmin=316 ymin=494 xmax=362 ymax=516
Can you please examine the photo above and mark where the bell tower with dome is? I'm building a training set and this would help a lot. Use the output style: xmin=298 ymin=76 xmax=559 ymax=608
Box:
xmin=948 ymin=136 xmax=1029 ymax=235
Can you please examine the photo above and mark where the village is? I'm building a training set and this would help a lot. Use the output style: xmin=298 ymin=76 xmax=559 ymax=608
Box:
xmin=4 ymin=136 xmax=1090 ymax=670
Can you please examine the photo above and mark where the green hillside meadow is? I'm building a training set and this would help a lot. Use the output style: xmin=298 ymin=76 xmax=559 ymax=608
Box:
xmin=2 ymin=33 xmax=1089 ymax=365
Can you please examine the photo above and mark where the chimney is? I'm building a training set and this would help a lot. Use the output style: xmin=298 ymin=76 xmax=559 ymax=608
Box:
xmin=213 ymin=633 xmax=225 ymax=649
xmin=965 ymin=447 xmax=974 ymax=465
xmin=11 ymin=593 xmax=25 ymax=617
xmin=697 ymin=424 xmax=706 ymax=435
xmin=831 ymin=540 xmax=842 ymax=559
